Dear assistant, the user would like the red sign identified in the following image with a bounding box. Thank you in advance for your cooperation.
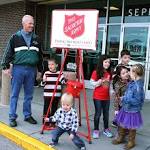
[63,14,85,39]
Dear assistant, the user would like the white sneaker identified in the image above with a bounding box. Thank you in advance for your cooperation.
[103,128,113,138]
[92,130,100,139]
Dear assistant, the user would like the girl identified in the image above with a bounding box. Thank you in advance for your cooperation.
[42,58,66,126]
[112,64,145,150]
[112,66,130,127]
[90,55,113,138]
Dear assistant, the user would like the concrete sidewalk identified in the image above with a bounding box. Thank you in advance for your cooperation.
[0,87,150,150]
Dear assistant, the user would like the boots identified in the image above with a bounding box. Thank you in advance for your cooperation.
[112,126,126,144]
[124,129,136,150]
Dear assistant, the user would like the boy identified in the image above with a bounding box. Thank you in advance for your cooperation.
[115,49,131,73]
[45,93,86,150]
[42,58,66,126]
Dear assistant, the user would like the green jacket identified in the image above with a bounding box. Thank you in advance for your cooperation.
[1,30,43,72]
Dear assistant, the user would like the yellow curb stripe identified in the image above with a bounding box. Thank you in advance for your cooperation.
[0,122,55,150]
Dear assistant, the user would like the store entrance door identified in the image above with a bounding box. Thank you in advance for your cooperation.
[84,25,106,88]
[120,24,150,100]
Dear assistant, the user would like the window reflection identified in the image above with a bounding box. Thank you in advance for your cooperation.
[123,27,148,62]
[106,25,121,58]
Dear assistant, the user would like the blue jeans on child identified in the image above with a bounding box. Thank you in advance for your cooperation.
[51,127,85,149]
[9,65,36,121]
[93,99,110,130]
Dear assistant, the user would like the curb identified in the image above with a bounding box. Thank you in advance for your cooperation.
[0,122,55,150]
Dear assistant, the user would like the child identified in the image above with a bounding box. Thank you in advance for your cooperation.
[45,93,86,150]
[112,49,131,127]
[112,64,145,150]
[112,66,130,127]
[42,58,66,125]
[90,55,113,138]
[115,49,131,71]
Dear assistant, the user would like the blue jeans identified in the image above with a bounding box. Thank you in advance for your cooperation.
[52,127,85,149]
[93,99,110,130]
[9,65,36,121]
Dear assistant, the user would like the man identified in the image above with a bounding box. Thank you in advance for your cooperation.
[1,15,43,127]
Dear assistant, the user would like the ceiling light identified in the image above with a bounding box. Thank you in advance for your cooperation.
[104,6,119,10]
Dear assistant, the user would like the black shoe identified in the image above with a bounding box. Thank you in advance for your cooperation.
[24,116,37,124]
[9,120,17,127]
[111,121,118,128]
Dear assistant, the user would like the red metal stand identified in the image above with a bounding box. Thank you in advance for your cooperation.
[40,48,92,143]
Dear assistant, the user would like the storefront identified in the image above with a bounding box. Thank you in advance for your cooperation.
[1,0,150,99]
[39,0,150,99]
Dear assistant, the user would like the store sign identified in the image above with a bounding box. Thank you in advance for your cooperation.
[128,7,150,16]
[63,14,85,39]
[51,10,99,50]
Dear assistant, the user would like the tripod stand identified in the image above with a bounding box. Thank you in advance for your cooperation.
[41,48,92,143]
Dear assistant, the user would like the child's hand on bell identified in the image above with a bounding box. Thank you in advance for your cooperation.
[69,134,74,140]
[98,79,102,86]
[44,117,49,122]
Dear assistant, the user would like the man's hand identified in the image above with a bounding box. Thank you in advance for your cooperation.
[36,72,42,81]
[2,69,12,78]
[44,117,49,122]
[115,111,119,115]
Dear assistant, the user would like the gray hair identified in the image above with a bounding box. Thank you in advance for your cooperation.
[22,15,34,24]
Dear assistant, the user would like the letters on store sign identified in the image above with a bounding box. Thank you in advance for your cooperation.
[128,7,150,16]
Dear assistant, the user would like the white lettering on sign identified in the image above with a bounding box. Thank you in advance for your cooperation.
[142,8,147,15]
[128,9,133,16]
[135,8,139,16]
[128,7,150,16]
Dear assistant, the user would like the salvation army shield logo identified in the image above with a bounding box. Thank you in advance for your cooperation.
[63,14,85,39]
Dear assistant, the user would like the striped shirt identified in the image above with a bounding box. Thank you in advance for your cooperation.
[43,71,66,98]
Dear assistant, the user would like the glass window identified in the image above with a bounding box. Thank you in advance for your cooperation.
[108,0,122,23]
[83,26,105,80]
[67,0,107,24]
[106,25,121,58]
[124,0,150,23]
[98,0,107,24]
[123,27,148,63]
[45,5,65,53]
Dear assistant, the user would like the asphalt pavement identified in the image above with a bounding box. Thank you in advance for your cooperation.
[0,135,23,150]
[0,87,150,150]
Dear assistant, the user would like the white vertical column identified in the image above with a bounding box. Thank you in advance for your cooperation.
[0,71,10,105]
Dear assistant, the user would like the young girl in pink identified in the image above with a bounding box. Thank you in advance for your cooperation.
[90,55,113,138]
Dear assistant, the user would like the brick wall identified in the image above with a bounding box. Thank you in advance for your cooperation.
[36,5,47,49]
[0,1,47,84]
[0,1,26,84]
[0,1,26,59]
